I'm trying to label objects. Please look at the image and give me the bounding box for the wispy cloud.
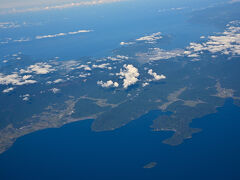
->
[107,55,129,61]
[158,7,187,13]
[0,0,125,14]
[136,48,184,62]
[120,32,163,46]
[35,30,92,39]
[92,63,110,69]
[0,22,20,29]
[230,0,240,3]
[0,29,92,45]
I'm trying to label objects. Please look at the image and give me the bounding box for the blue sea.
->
[0,99,240,180]
[0,0,223,60]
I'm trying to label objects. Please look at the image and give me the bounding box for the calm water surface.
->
[0,99,240,180]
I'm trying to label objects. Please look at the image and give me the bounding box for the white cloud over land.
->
[0,73,36,86]
[148,69,166,81]
[97,80,119,88]
[20,62,55,75]
[116,64,139,89]
[187,21,240,56]
[136,32,162,43]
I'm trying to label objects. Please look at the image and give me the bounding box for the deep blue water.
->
[0,99,240,180]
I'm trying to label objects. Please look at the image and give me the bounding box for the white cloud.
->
[187,53,199,58]
[68,30,92,34]
[136,48,184,62]
[36,33,66,39]
[53,79,64,83]
[116,55,129,60]
[116,64,139,89]
[97,80,119,88]
[158,7,186,13]
[0,0,125,14]
[120,32,163,46]
[77,65,92,71]
[21,94,30,101]
[0,22,20,29]
[22,75,32,80]
[230,0,240,3]
[120,41,135,46]
[92,63,110,69]
[20,62,55,74]
[79,73,91,78]
[148,69,166,81]
[1,30,92,45]
[107,55,129,61]
[0,73,36,86]
[35,29,91,40]
[142,82,149,87]
[136,32,163,43]
[51,88,60,94]
[2,87,14,93]
[187,21,240,56]
[13,38,30,42]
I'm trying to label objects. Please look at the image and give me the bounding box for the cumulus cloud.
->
[2,87,14,93]
[116,64,139,89]
[97,80,119,88]
[0,73,36,86]
[136,32,162,43]
[20,62,55,74]
[148,69,166,81]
